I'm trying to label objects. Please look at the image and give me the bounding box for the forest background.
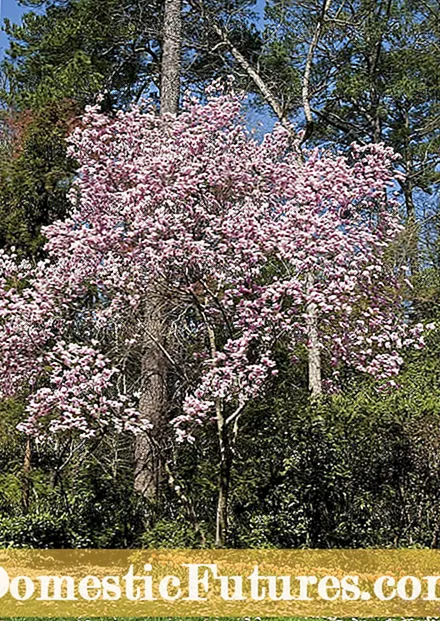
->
[0,0,439,552]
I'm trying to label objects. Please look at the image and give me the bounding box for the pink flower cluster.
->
[0,90,425,440]
[17,342,147,439]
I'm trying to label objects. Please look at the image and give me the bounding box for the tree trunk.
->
[401,107,419,275]
[134,295,167,499]
[306,272,322,398]
[204,318,233,548]
[160,0,182,115]
[133,0,182,499]
[21,437,32,514]
[301,0,333,143]
[206,11,324,398]
[215,401,232,547]
[405,192,419,275]
[210,21,290,130]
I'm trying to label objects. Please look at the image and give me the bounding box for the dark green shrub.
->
[0,513,79,548]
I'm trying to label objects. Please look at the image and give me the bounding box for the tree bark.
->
[300,1,330,393]
[205,320,232,549]
[21,437,32,514]
[210,21,290,130]
[401,179,420,276]
[215,398,231,548]
[133,0,182,499]
[401,106,419,275]
[134,295,167,499]
[306,272,322,398]
[160,0,182,115]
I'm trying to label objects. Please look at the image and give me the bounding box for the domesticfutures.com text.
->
[1,563,440,603]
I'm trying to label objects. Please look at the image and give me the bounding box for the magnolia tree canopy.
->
[0,89,424,441]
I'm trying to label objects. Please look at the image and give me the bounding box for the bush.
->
[140,519,210,548]
[0,513,81,548]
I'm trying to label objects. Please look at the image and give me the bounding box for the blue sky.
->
[0,0,27,56]
[0,0,266,57]
[1,0,27,23]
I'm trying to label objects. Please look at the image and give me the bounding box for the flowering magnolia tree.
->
[0,89,424,543]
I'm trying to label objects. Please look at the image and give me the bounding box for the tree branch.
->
[300,0,333,144]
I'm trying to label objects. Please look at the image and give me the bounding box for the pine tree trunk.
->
[402,108,419,276]
[404,181,419,274]
[133,0,182,500]
[160,0,182,115]
[134,296,167,499]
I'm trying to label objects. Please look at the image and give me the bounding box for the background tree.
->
[2,0,162,110]
[0,100,77,257]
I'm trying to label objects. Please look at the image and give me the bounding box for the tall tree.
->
[133,0,182,500]
[0,0,261,516]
